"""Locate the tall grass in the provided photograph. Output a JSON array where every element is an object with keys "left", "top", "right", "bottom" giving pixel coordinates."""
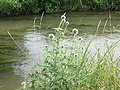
[{"left": 19, "top": 14, "right": 120, "bottom": 90}]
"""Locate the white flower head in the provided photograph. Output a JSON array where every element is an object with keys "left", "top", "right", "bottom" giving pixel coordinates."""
[
  {"left": 45, "top": 45, "right": 48, "bottom": 48},
  {"left": 21, "top": 81, "right": 26, "bottom": 89},
  {"left": 62, "top": 18, "right": 66, "bottom": 23},
  {"left": 72, "top": 28, "right": 78, "bottom": 35},
  {"left": 61, "top": 14, "right": 66, "bottom": 20},
  {"left": 72, "top": 52, "right": 75, "bottom": 55},
  {"left": 74, "top": 54, "right": 78, "bottom": 58},
  {"left": 78, "top": 37, "right": 83, "bottom": 40},
  {"left": 61, "top": 45, "right": 64, "bottom": 48},
  {"left": 66, "top": 21, "right": 69, "bottom": 25},
  {"left": 49, "top": 34, "right": 55, "bottom": 40}
]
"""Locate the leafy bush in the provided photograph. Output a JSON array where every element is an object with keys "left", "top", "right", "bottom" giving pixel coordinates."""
[
  {"left": 91, "top": 0, "right": 108, "bottom": 10},
  {"left": 44, "top": 0, "right": 60, "bottom": 13},
  {"left": 1, "top": 0, "right": 120, "bottom": 16},
  {"left": 19, "top": 14, "right": 120, "bottom": 90},
  {"left": 59, "top": 0, "right": 81, "bottom": 11},
  {"left": 0, "top": 0, "right": 21, "bottom": 16},
  {"left": 20, "top": 0, "right": 40, "bottom": 14}
]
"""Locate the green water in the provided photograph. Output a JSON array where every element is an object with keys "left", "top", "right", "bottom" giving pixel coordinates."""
[{"left": 0, "top": 12, "right": 120, "bottom": 90}]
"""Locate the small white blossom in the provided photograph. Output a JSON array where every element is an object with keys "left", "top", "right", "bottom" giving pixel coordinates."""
[
  {"left": 72, "top": 52, "right": 75, "bottom": 55},
  {"left": 61, "top": 14, "right": 66, "bottom": 20},
  {"left": 49, "top": 34, "right": 55, "bottom": 40},
  {"left": 66, "top": 21, "right": 69, "bottom": 25},
  {"left": 45, "top": 45, "right": 48, "bottom": 48},
  {"left": 21, "top": 81, "right": 26, "bottom": 89},
  {"left": 61, "top": 45, "right": 64, "bottom": 48},
  {"left": 72, "top": 28, "right": 78, "bottom": 35},
  {"left": 62, "top": 18, "right": 66, "bottom": 23},
  {"left": 78, "top": 37, "right": 83, "bottom": 40},
  {"left": 74, "top": 54, "right": 78, "bottom": 58}
]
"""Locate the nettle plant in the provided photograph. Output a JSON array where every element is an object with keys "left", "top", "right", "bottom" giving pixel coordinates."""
[{"left": 20, "top": 14, "right": 120, "bottom": 90}]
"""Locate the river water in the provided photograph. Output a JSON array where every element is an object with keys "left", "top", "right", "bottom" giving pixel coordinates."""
[{"left": 0, "top": 12, "right": 120, "bottom": 90}]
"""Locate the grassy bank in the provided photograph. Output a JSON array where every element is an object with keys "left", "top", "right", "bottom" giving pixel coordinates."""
[
  {"left": 18, "top": 14, "right": 120, "bottom": 90},
  {"left": 0, "top": 0, "right": 120, "bottom": 16}
]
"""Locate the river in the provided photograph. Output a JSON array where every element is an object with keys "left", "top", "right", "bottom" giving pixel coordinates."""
[{"left": 0, "top": 12, "right": 120, "bottom": 90}]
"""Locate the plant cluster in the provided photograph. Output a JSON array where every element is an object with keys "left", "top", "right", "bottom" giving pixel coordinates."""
[
  {"left": 0, "top": 0, "right": 21, "bottom": 16},
  {"left": 1, "top": 0, "right": 120, "bottom": 16},
  {"left": 0, "top": 0, "right": 41, "bottom": 16},
  {"left": 19, "top": 14, "right": 120, "bottom": 90}
]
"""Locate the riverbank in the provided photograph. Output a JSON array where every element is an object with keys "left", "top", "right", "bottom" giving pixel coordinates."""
[{"left": 0, "top": 0, "right": 120, "bottom": 16}]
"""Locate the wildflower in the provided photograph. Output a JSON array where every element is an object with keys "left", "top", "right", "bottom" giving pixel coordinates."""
[
  {"left": 61, "top": 45, "right": 64, "bottom": 48},
  {"left": 21, "top": 81, "right": 26, "bottom": 89},
  {"left": 45, "top": 45, "right": 48, "bottom": 48},
  {"left": 49, "top": 34, "right": 55, "bottom": 40},
  {"left": 62, "top": 19, "right": 66, "bottom": 23},
  {"left": 72, "top": 28, "right": 78, "bottom": 35},
  {"left": 61, "top": 14, "right": 66, "bottom": 20},
  {"left": 78, "top": 37, "right": 83, "bottom": 40},
  {"left": 66, "top": 21, "right": 69, "bottom": 25},
  {"left": 72, "top": 52, "right": 75, "bottom": 55},
  {"left": 74, "top": 54, "right": 78, "bottom": 58}
]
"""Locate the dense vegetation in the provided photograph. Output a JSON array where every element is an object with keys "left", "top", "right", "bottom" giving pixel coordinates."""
[
  {"left": 18, "top": 13, "right": 120, "bottom": 90},
  {"left": 0, "top": 0, "right": 120, "bottom": 16}
]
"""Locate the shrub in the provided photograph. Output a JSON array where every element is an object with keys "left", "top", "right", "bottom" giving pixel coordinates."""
[
  {"left": 20, "top": 0, "right": 40, "bottom": 14},
  {"left": 19, "top": 14, "right": 120, "bottom": 90},
  {"left": 0, "top": 0, "right": 21, "bottom": 16},
  {"left": 44, "top": 0, "right": 60, "bottom": 13}
]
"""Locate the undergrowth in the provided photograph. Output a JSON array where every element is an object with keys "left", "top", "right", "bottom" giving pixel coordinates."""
[{"left": 19, "top": 13, "right": 120, "bottom": 90}]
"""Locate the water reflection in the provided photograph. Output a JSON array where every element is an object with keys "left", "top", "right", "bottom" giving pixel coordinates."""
[{"left": 14, "top": 31, "right": 46, "bottom": 77}]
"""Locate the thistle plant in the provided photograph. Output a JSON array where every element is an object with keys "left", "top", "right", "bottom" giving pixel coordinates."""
[{"left": 20, "top": 13, "right": 120, "bottom": 90}]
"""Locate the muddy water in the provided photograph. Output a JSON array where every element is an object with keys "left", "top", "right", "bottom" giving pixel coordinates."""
[{"left": 0, "top": 12, "right": 120, "bottom": 90}]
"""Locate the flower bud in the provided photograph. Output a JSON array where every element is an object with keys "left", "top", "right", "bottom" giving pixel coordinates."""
[
  {"left": 78, "top": 37, "right": 83, "bottom": 40},
  {"left": 61, "top": 45, "right": 64, "bottom": 48},
  {"left": 45, "top": 45, "right": 48, "bottom": 48},
  {"left": 48, "top": 34, "right": 55, "bottom": 40},
  {"left": 61, "top": 14, "right": 66, "bottom": 20},
  {"left": 62, "top": 19, "right": 66, "bottom": 23},
  {"left": 74, "top": 54, "right": 78, "bottom": 58},
  {"left": 66, "top": 21, "right": 69, "bottom": 25},
  {"left": 72, "top": 28, "right": 78, "bottom": 35}
]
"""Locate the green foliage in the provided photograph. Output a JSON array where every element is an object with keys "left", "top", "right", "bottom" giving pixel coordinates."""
[
  {"left": 44, "top": 0, "right": 60, "bottom": 13},
  {"left": 20, "top": 0, "right": 40, "bottom": 14},
  {"left": 19, "top": 14, "right": 120, "bottom": 90},
  {"left": 91, "top": 0, "right": 108, "bottom": 10},
  {"left": 59, "top": 0, "right": 81, "bottom": 11},
  {"left": 1, "top": 0, "right": 120, "bottom": 16},
  {"left": 0, "top": 0, "right": 21, "bottom": 16},
  {"left": 107, "top": 0, "right": 120, "bottom": 10}
]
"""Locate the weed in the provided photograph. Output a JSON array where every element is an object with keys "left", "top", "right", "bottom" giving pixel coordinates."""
[{"left": 19, "top": 13, "right": 120, "bottom": 90}]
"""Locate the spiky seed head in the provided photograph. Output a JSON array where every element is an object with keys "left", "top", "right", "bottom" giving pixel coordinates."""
[
  {"left": 72, "top": 52, "right": 75, "bottom": 55},
  {"left": 62, "top": 18, "right": 66, "bottom": 23},
  {"left": 61, "top": 14, "right": 66, "bottom": 20},
  {"left": 49, "top": 34, "right": 54, "bottom": 40},
  {"left": 21, "top": 81, "right": 26, "bottom": 89},
  {"left": 78, "top": 37, "right": 83, "bottom": 40},
  {"left": 45, "top": 45, "right": 48, "bottom": 48},
  {"left": 72, "top": 28, "right": 78, "bottom": 35},
  {"left": 61, "top": 45, "right": 64, "bottom": 48},
  {"left": 74, "top": 54, "right": 78, "bottom": 58},
  {"left": 66, "top": 21, "right": 69, "bottom": 25}
]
